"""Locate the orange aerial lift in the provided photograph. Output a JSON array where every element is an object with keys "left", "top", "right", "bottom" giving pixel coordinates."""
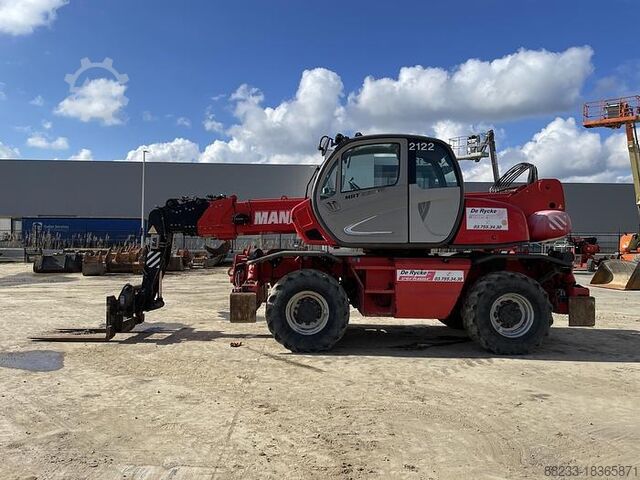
[{"left": 583, "top": 96, "right": 640, "bottom": 289}]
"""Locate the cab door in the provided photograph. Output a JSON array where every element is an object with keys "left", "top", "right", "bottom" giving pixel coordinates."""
[
  {"left": 313, "top": 138, "right": 408, "bottom": 246},
  {"left": 408, "top": 139, "right": 463, "bottom": 244}
]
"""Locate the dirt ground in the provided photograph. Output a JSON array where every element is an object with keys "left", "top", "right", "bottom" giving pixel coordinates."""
[{"left": 0, "top": 263, "right": 638, "bottom": 480}]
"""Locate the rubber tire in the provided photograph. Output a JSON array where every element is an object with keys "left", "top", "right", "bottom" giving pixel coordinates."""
[
  {"left": 438, "top": 312, "right": 464, "bottom": 330},
  {"left": 266, "top": 269, "right": 349, "bottom": 352},
  {"left": 462, "top": 271, "right": 551, "bottom": 355}
]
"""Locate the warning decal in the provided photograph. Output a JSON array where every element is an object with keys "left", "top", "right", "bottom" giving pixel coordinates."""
[
  {"left": 396, "top": 269, "right": 465, "bottom": 283},
  {"left": 466, "top": 207, "right": 509, "bottom": 231}
]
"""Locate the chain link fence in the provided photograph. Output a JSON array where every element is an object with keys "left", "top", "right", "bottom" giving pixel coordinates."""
[
  {"left": 569, "top": 233, "right": 624, "bottom": 255},
  {"left": 172, "top": 233, "right": 302, "bottom": 253},
  {"left": 0, "top": 230, "right": 22, "bottom": 248},
  {"left": 18, "top": 230, "right": 139, "bottom": 250}
]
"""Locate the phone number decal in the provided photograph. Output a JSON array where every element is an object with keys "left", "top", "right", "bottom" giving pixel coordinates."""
[{"left": 466, "top": 207, "right": 509, "bottom": 231}]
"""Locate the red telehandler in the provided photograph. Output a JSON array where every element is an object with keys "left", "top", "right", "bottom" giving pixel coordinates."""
[{"left": 105, "top": 133, "right": 594, "bottom": 354}]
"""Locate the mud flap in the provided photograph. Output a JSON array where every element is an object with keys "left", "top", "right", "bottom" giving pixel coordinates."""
[
  {"left": 230, "top": 292, "right": 257, "bottom": 323},
  {"left": 590, "top": 259, "right": 640, "bottom": 290},
  {"left": 568, "top": 296, "right": 596, "bottom": 327}
]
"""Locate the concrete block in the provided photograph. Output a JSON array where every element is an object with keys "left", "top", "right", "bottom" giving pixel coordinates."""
[
  {"left": 568, "top": 296, "right": 596, "bottom": 327},
  {"left": 230, "top": 292, "right": 257, "bottom": 323}
]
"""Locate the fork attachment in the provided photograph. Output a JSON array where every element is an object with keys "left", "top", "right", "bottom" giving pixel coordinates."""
[{"left": 104, "top": 197, "right": 211, "bottom": 339}]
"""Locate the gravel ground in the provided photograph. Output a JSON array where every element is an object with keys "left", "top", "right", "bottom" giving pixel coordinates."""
[{"left": 0, "top": 263, "right": 638, "bottom": 480}]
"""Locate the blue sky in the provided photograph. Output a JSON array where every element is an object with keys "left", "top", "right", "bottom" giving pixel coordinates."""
[{"left": 0, "top": 0, "right": 639, "bottom": 181}]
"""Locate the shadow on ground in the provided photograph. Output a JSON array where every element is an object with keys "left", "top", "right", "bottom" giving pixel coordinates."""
[
  {"left": 31, "top": 322, "right": 272, "bottom": 345},
  {"left": 31, "top": 320, "right": 640, "bottom": 363},
  {"left": 325, "top": 324, "right": 640, "bottom": 362}
]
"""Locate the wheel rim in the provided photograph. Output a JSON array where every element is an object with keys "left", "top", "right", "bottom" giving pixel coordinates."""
[
  {"left": 285, "top": 290, "right": 330, "bottom": 335},
  {"left": 489, "top": 293, "right": 535, "bottom": 338}
]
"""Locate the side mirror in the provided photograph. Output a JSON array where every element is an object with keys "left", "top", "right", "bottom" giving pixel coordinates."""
[{"left": 318, "top": 136, "right": 331, "bottom": 156}]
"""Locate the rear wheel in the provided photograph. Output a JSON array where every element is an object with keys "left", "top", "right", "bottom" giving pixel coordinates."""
[
  {"left": 462, "top": 272, "right": 551, "bottom": 354},
  {"left": 266, "top": 269, "right": 349, "bottom": 352}
]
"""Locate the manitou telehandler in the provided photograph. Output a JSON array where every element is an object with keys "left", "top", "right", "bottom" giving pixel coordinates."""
[{"left": 105, "top": 133, "right": 594, "bottom": 354}]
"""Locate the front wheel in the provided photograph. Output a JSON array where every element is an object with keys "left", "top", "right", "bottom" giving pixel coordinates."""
[
  {"left": 462, "top": 272, "right": 551, "bottom": 354},
  {"left": 266, "top": 269, "right": 350, "bottom": 352}
]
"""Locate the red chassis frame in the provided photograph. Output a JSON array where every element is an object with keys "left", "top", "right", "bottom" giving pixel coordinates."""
[{"left": 191, "top": 180, "right": 590, "bottom": 320}]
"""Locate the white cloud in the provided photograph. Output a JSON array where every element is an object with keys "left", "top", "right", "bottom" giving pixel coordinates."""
[
  {"left": 55, "top": 78, "right": 128, "bottom": 125},
  {"left": 41, "top": 119, "right": 52, "bottom": 129},
  {"left": 176, "top": 116, "right": 191, "bottom": 128},
  {"left": 126, "top": 46, "right": 606, "bottom": 175},
  {"left": 196, "top": 47, "right": 592, "bottom": 164},
  {"left": 0, "top": 141, "right": 20, "bottom": 158},
  {"left": 68, "top": 148, "right": 93, "bottom": 160},
  {"left": 461, "top": 117, "right": 632, "bottom": 183},
  {"left": 125, "top": 138, "right": 200, "bottom": 163},
  {"left": 201, "top": 68, "right": 343, "bottom": 164},
  {"left": 0, "top": 0, "right": 68, "bottom": 35},
  {"left": 142, "top": 110, "right": 157, "bottom": 122},
  {"left": 203, "top": 109, "right": 224, "bottom": 133},
  {"left": 30, "top": 94, "right": 44, "bottom": 106},
  {"left": 26, "top": 134, "right": 68, "bottom": 150},
  {"left": 602, "top": 132, "right": 629, "bottom": 170},
  {"left": 124, "top": 118, "right": 633, "bottom": 184},
  {"left": 340, "top": 46, "right": 593, "bottom": 132}
]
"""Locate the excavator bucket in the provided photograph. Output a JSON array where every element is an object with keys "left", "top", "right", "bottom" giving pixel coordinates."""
[
  {"left": 33, "top": 253, "right": 83, "bottom": 273},
  {"left": 82, "top": 250, "right": 109, "bottom": 276},
  {"left": 590, "top": 259, "right": 640, "bottom": 290}
]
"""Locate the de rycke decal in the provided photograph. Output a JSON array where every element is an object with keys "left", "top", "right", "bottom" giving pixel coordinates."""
[
  {"left": 396, "top": 269, "right": 465, "bottom": 282},
  {"left": 466, "top": 207, "right": 509, "bottom": 231}
]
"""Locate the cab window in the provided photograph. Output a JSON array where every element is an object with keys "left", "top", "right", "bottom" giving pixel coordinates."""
[
  {"left": 341, "top": 143, "right": 400, "bottom": 192},
  {"left": 415, "top": 145, "right": 458, "bottom": 189},
  {"left": 320, "top": 162, "right": 338, "bottom": 199}
]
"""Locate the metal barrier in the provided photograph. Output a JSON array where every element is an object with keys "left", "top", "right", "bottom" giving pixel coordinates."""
[
  {"left": 570, "top": 233, "right": 625, "bottom": 255},
  {"left": 171, "top": 233, "right": 301, "bottom": 253},
  {"left": 516, "top": 233, "right": 624, "bottom": 256},
  {"left": 20, "top": 230, "right": 140, "bottom": 250},
  {"left": 0, "top": 230, "right": 23, "bottom": 248}
]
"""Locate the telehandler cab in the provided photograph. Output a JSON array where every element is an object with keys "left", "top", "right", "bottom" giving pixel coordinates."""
[{"left": 105, "top": 133, "right": 594, "bottom": 354}]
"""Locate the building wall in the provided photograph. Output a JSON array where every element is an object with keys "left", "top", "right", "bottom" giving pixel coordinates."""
[
  {"left": 465, "top": 182, "right": 639, "bottom": 233},
  {"left": 1, "top": 159, "right": 638, "bottom": 234},
  {"left": 0, "top": 159, "right": 317, "bottom": 218}
]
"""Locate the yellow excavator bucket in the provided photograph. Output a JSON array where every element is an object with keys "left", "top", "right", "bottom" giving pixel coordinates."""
[{"left": 590, "top": 259, "right": 640, "bottom": 290}]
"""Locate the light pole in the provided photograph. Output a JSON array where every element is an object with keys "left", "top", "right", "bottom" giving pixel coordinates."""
[{"left": 140, "top": 149, "right": 149, "bottom": 246}]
